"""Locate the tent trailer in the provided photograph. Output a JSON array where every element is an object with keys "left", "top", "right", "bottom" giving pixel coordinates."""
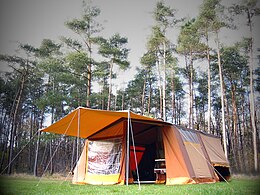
[{"left": 40, "top": 107, "right": 230, "bottom": 185}]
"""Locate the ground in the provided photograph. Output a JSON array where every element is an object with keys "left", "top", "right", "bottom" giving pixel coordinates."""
[{"left": 0, "top": 174, "right": 259, "bottom": 194}]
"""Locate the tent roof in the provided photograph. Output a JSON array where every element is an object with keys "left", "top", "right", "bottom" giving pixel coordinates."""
[{"left": 40, "top": 107, "right": 169, "bottom": 138}]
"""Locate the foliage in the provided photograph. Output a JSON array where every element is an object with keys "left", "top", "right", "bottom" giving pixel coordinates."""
[{"left": 0, "top": 0, "right": 259, "bottom": 176}]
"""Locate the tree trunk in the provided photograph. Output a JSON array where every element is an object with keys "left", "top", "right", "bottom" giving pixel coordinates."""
[
  {"left": 162, "top": 41, "right": 166, "bottom": 121},
  {"left": 29, "top": 108, "right": 34, "bottom": 173},
  {"left": 206, "top": 35, "right": 211, "bottom": 133},
  {"left": 114, "top": 93, "right": 117, "bottom": 111},
  {"left": 86, "top": 43, "right": 92, "bottom": 108},
  {"left": 241, "top": 94, "right": 249, "bottom": 173},
  {"left": 34, "top": 131, "right": 40, "bottom": 176},
  {"left": 101, "top": 79, "right": 105, "bottom": 110},
  {"left": 171, "top": 70, "right": 175, "bottom": 123},
  {"left": 156, "top": 57, "right": 163, "bottom": 119},
  {"left": 34, "top": 109, "right": 44, "bottom": 176},
  {"left": 121, "top": 93, "right": 124, "bottom": 110},
  {"left": 7, "top": 72, "right": 26, "bottom": 174},
  {"left": 70, "top": 137, "right": 76, "bottom": 171},
  {"left": 141, "top": 77, "right": 146, "bottom": 115},
  {"left": 216, "top": 32, "right": 228, "bottom": 159},
  {"left": 230, "top": 83, "right": 242, "bottom": 172},
  {"left": 0, "top": 112, "right": 9, "bottom": 171},
  {"left": 188, "top": 51, "right": 194, "bottom": 129},
  {"left": 178, "top": 97, "right": 182, "bottom": 125},
  {"left": 107, "top": 61, "right": 113, "bottom": 110},
  {"left": 147, "top": 74, "right": 152, "bottom": 115},
  {"left": 248, "top": 22, "right": 257, "bottom": 173},
  {"left": 49, "top": 139, "right": 53, "bottom": 174}
]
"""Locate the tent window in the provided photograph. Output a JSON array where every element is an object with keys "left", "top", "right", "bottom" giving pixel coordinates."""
[
  {"left": 178, "top": 128, "right": 199, "bottom": 143},
  {"left": 87, "top": 138, "right": 122, "bottom": 175}
]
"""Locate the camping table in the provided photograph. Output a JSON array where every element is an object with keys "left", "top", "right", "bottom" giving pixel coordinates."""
[{"left": 154, "top": 159, "right": 166, "bottom": 183}]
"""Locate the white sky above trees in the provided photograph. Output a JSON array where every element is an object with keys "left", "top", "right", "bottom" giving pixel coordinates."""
[{"left": 0, "top": 0, "right": 259, "bottom": 90}]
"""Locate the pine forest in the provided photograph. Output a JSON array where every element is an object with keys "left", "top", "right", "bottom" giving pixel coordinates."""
[{"left": 0, "top": 0, "right": 259, "bottom": 177}]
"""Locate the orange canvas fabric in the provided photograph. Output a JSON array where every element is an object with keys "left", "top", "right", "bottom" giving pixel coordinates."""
[
  {"left": 162, "top": 126, "right": 192, "bottom": 184},
  {"left": 89, "top": 120, "right": 124, "bottom": 140},
  {"left": 118, "top": 129, "right": 126, "bottom": 184},
  {"left": 40, "top": 107, "right": 165, "bottom": 138},
  {"left": 177, "top": 127, "right": 216, "bottom": 181},
  {"left": 72, "top": 139, "right": 88, "bottom": 184},
  {"left": 184, "top": 142, "right": 213, "bottom": 178},
  {"left": 200, "top": 134, "right": 229, "bottom": 167},
  {"left": 41, "top": 107, "right": 230, "bottom": 185}
]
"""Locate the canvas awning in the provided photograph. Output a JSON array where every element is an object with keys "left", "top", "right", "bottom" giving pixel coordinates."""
[{"left": 40, "top": 107, "right": 168, "bottom": 138}]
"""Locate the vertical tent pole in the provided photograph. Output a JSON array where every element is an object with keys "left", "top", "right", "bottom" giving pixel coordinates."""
[
  {"left": 130, "top": 118, "right": 141, "bottom": 190},
  {"left": 126, "top": 109, "right": 130, "bottom": 186},
  {"left": 76, "top": 108, "right": 80, "bottom": 182}
]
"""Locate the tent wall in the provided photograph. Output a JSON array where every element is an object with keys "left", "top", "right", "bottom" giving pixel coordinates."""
[
  {"left": 72, "top": 123, "right": 229, "bottom": 185},
  {"left": 162, "top": 126, "right": 220, "bottom": 184},
  {"left": 118, "top": 129, "right": 126, "bottom": 184},
  {"left": 184, "top": 143, "right": 212, "bottom": 178},
  {"left": 73, "top": 121, "right": 127, "bottom": 185},
  {"left": 196, "top": 132, "right": 219, "bottom": 182},
  {"left": 199, "top": 133, "right": 230, "bottom": 181},
  {"left": 200, "top": 133, "right": 229, "bottom": 167},
  {"left": 177, "top": 127, "right": 217, "bottom": 183},
  {"left": 162, "top": 126, "right": 195, "bottom": 184},
  {"left": 72, "top": 140, "right": 88, "bottom": 184},
  {"left": 84, "top": 138, "right": 124, "bottom": 185}
]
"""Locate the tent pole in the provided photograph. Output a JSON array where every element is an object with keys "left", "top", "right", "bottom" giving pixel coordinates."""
[
  {"left": 130, "top": 117, "right": 141, "bottom": 190},
  {"left": 76, "top": 108, "right": 80, "bottom": 182},
  {"left": 126, "top": 109, "right": 130, "bottom": 186}
]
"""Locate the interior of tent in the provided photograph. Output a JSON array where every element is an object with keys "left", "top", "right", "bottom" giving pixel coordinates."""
[{"left": 40, "top": 107, "right": 230, "bottom": 185}]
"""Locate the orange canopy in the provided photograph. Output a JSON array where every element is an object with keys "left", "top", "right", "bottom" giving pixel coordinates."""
[{"left": 40, "top": 107, "right": 167, "bottom": 138}]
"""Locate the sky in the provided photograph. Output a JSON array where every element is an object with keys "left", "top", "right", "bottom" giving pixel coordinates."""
[
  {"left": 0, "top": 0, "right": 259, "bottom": 91},
  {"left": 0, "top": 0, "right": 202, "bottom": 85}
]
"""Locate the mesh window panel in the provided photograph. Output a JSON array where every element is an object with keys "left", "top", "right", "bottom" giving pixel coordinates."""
[{"left": 87, "top": 138, "right": 122, "bottom": 175}]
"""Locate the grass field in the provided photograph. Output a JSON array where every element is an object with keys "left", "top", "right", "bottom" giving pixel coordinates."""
[{"left": 0, "top": 175, "right": 259, "bottom": 195}]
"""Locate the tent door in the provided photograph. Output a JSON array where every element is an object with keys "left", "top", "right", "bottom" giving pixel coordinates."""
[
  {"left": 130, "top": 143, "right": 157, "bottom": 182},
  {"left": 214, "top": 166, "right": 231, "bottom": 181},
  {"left": 129, "top": 126, "right": 165, "bottom": 184}
]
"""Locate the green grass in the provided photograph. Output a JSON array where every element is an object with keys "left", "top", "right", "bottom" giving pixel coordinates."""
[{"left": 0, "top": 175, "right": 259, "bottom": 195}]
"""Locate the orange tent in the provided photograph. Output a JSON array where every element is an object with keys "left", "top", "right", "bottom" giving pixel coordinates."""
[{"left": 40, "top": 107, "right": 230, "bottom": 185}]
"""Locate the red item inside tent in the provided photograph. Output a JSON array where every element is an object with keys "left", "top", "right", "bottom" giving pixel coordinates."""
[{"left": 130, "top": 146, "right": 145, "bottom": 171}]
